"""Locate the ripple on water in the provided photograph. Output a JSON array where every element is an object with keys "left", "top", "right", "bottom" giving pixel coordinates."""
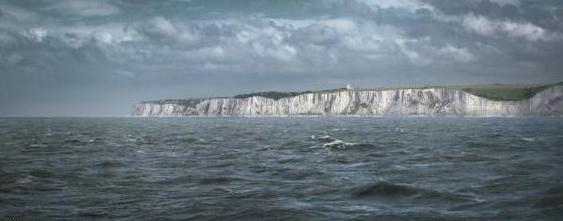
[
  {"left": 1, "top": 117, "right": 562, "bottom": 221},
  {"left": 96, "top": 160, "right": 127, "bottom": 168},
  {"left": 157, "top": 175, "right": 244, "bottom": 186},
  {"left": 198, "top": 176, "right": 245, "bottom": 185},
  {"left": 535, "top": 187, "right": 563, "bottom": 208},
  {"left": 351, "top": 181, "right": 476, "bottom": 204},
  {"left": 272, "top": 167, "right": 326, "bottom": 180},
  {"left": 311, "top": 135, "right": 375, "bottom": 150}
]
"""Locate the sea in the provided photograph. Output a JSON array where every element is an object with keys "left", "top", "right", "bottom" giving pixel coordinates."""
[{"left": 1, "top": 117, "right": 562, "bottom": 221}]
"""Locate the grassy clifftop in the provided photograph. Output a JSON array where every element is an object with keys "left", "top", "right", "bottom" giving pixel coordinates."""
[
  {"left": 459, "top": 84, "right": 554, "bottom": 101},
  {"left": 238, "top": 82, "right": 562, "bottom": 101},
  {"left": 234, "top": 91, "right": 313, "bottom": 100},
  {"left": 141, "top": 98, "right": 203, "bottom": 108},
  {"left": 142, "top": 82, "right": 562, "bottom": 104},
  {"left": 354, "top": 82, "right": 563, "bottom": 101}
]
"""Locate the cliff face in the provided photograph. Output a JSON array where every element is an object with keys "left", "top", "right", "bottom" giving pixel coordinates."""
[{"left": 133, "top": 85, "right": 563, "bottom": 117}]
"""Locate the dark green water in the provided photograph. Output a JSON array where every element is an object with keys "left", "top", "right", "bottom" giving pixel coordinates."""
[{"left": 1, "top": 117, "right": 562, "bottom": 220}]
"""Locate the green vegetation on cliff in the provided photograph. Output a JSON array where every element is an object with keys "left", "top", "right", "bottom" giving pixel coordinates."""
[
  {"left": 141, "top": 99, "right": 203, "bottom": 108},
  {"left": 142, "top": 82, "right": 562, "bottom": 104},
  {"left": 443, "top": 82, "right": 562, "bottom": 101},
  {"left": 234, "top": 91, "right": 313, "bottom": 100},
  {"left": 459, "top": 85, "right": 552, "bottom": 101},
  {"left": 355, "top": 82, "right": 563, "bottom": 101}
]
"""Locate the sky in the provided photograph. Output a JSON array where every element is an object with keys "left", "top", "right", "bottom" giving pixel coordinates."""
[{"left": 1, "top": 0, "right": 563, "bottom": 116}]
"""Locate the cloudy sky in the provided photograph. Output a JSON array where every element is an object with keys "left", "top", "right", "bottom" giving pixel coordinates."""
[{"left": 1, "top": 0, "right": 562, "bottom": 116}]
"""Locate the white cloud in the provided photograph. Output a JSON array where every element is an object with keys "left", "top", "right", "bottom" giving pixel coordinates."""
[
  {"left": 48, "top": 0, "right": 120, "bottom": 17},
  {"left": 144, "top": 17, "right": 199, "bottom": 46},
  {"left": 438, "top": 45, "right": 475, "bottom": 63},
  {"left": 460, "top": 14, "right": 498, "bottom": 36},
  {"left": 501, "top": 21, "right": 548, "bottom": 41},
  {"left": 27, "top": 23, "right": 141, "bottom": 48},
  {"left": 355, "top": 0, "right": 434, "bottom": 12},
  {"left": 24, "top": 28, "right": 48, "bottom": 42},
  {"left": 395, "top": 38, "right": 433, "bottom": 66},
  {"left": 0, "top": 4, "right": 39, "bottom": 22},
  {"left": 488, "top": 0, "right": 520, "bottom": 7},
  {"left": 1, "top": 13, "right": 520, "bottom": 75},
  {"left": 0, "top": 53, "right": 24, "bottom": 66},
  {"left": 131, "top": 17, "right": 458, "bottom": 69},
  {"left": 149, "top": 17, "right": 177, "bottom": 37},
  {"left": 433, "top": 13, "right": 561, "bottom": 42},
  {"left": 460, "top": 14, "right": 557, "bottom": 41},
  {"left": 0, "top": 31, "right": 17, "bottom": 46},
  {"left": 291, "top": 24, "right": 340, "bottom": 46}
]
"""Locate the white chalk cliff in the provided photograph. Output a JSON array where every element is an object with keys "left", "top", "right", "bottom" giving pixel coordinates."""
[{"left": 133, "top": 85, "right": 563, "bottom": 117}]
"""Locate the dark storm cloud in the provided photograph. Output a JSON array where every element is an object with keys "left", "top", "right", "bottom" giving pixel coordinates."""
[{"left": 0, "top": 0, "right": 562, "bottom": 116}]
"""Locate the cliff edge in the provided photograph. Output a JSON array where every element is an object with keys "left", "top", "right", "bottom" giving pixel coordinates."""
[{"left": 133, "top": 83, "right": 563, "bottom": 117}]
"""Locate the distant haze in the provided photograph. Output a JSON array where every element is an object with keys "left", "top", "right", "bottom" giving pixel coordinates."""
[{"left": 1, "top": 0, "right": 562, "bottom": 116}]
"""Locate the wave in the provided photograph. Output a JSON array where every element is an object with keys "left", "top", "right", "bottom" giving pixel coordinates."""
[
  {"left": 351, "top": 181, "right": 474, "bottom": 203},
  {"left": 28, "top": 169, "right": 56, "bottom": 179},
  {"left": 96, "top": 160, "right": 126, "bottom": 168},
  {"left": 322, "top": 140, "right": 374, "bottom": 149},
  {"left": 163, "top": 136, "right": 204, "bottom": 144},
  {"left": 329, "top": 128, "right": 349, "bottom": 131},
  {"left": 159, "top": 175, "right": 244, "bottom": 185},
  {"left": 352, "top": 182, "right": 419, "bottom": 197},
  {"left": 78, "top": 211, "right": 108, "bottom": 218},
  {"left": 351, "top": 211, "right": 486, "bottom": 221},
  {"left": 16, "top": 175, "right": 35, "bottom": 184},
  {"left": 535, "top": 187, "right": 563, "bottom": 208},
  {"left": 63, "top": 137, "right": 96, "bottom": 144},
  {"left": 215, "top": 207, "right": 325, "bottom": 221},
  {"left": 311, "top": 135, "right": 374, "bottom": 150},
  {"left": 322, "top": 140, "right": 354, "bottom": 149},
  {"left": 199, "top": 176, "right": 244, "bottom": 185},
  {"left": 272, "top": 168, "right": 325, "bottom": 180},
  {"left": 317, "top": 135, "right": 334, "bottom": 142}
]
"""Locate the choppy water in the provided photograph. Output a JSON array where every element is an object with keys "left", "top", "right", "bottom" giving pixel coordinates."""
[{"left": 1, "top": 117, "right": 563, "bottom": 221}]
